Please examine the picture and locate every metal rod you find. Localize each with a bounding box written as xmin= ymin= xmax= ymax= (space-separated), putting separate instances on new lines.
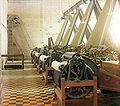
xmin=63 ymin=0 xmax=88 ymax=18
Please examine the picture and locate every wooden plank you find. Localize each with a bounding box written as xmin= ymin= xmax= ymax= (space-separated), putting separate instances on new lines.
xmin=1 ymin=54 xmax=23 ymax=57
xmin=61 ymin=78 xmax=65 ymax=106
xmin=4 ymin=64 xmax=22 ymax=69
xmin=100 ymin=69 xmax=120 ymax=79
xmin=45 ymin=66 xmax=48 ymax=85
xmin=55 ymin=77 xmax=97 ymax=106
xmin=99 ymin=69 xmax=120 ymax=92
xmin=65 ymin=80 xmax=94 ymax=87
xmin=93 ymin=76 xmax=97 ymax=106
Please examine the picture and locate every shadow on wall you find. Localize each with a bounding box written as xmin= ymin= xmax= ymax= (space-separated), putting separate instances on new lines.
xmin=7 ymin=14 xmax=34 ymax=60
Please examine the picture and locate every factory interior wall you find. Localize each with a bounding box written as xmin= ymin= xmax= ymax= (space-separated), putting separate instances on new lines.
xmin=0 ymin=0 xmax=8 ymax=69
xmin=0 ymin=0 xmax=8 ymax=96
xmin=2 ymin=0 xmax=108 ymax=60
xmin=8 ymin=0 xmax=79 ymax=48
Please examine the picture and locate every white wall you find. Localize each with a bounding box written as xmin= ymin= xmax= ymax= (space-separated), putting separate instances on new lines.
xmin=8 ymin=0 xmax=43 ymax=47
xmin=0 ymin=0 xmax=8 ymax=102
xmin=0 ymin=0 xmax=8 ymax=55
xmin=0 ymin=0 xmax=8 ymax=67
xmin=8 ymin=0 xmax=79 ymax=48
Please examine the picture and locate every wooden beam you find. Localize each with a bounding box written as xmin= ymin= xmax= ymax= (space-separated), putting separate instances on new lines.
xmin=70 ymin=0 xmax=94 ymax=46
xmin=86 ymin=0 xmax=117 ymax=47
xmin=61 ymin=10 xmax=79 ymax=46
xmin=55 ymin=15 xmax=69 ymax=46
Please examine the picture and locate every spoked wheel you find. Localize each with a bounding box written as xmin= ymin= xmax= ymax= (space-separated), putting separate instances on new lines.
xmin=65 ymin=61 xmax=96 ymax=99
xmin=66 ymin=86 xmax=92 ymax=99
xmin=53 ymin=56 xmax=99 ymax=99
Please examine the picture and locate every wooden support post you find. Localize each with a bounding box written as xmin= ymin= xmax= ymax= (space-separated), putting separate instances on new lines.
xmin=42 ymin=65 xmax=54 ymax=85
xmin=37 ymin=60 xmax=41 ymax=73
xmin=61 ymin=78 xmax=65 ymax=106
xmin=31 ymin=54 xmax=34 ymax=63
xmin=54 ymin=76 xmax=97 ymax=106
xmin=93 ymin=76 xmax=97 ymax=106
xmin=45 ymin=66 xmax=48 ymax=85
xmin=42 ymin=65 xmax=49 ymax=85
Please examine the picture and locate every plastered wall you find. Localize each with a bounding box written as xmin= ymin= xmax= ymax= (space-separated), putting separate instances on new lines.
xmin=8 ymin=0 xmax=79 ymax=48
xmin=0 ymin=0 xmax=8 ymax=55
xmin=0 ymin=0 xmax=8 ymax=67
xmin=0 ymin=0 xmax=8 ymax=101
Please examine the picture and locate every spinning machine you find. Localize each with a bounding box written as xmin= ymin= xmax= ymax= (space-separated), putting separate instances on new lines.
xmin=30 ymin=0 xmax=120 ymax=105
xmin=52 ymin=52 xmax=99 ymax=99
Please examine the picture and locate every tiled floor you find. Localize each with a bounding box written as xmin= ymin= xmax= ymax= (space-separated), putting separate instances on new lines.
xmin=1 ymin=68 xmax=58 ymax=106
xmin=1 ymin=61 xmax=120 ymax=106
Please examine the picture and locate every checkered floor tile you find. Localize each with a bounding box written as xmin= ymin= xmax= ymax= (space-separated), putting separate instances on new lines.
xmin=2 ymin=63 xmax=120 ymax=106
xmin=1 ymin=69 xmax=58 ymax=106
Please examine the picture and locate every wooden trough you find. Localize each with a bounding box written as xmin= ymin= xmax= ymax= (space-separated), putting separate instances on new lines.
xmin=99 ymin=61 xmax=120 ymax=92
